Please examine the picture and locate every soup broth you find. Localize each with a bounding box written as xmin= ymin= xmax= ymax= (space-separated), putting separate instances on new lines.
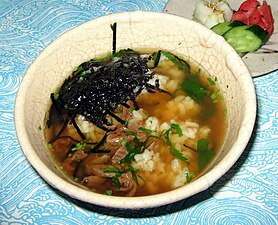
xmin=45 ymin=50 xmax=226 ymax=196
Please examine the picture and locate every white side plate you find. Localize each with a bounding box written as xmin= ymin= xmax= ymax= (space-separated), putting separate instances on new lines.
xmin=164 ymin=0 xmax=278 ymax=77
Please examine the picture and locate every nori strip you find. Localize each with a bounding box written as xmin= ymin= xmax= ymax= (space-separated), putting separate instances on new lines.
xmin=71 ymin=118 xmax=86 ymax=140
xmin=111 ymin=22 xmax=117 ymax=54
xmin=49 ymin=118 xmax=69 ymax=144
xmin=54 ymin=51 xmax=165 ymax=131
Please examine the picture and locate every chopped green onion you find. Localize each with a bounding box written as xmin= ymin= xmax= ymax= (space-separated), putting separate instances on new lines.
xmin=197 ymin=139 xmax=215 ymax=171
xmin=104 ymin=166 xmax=124 ymax=188
xmin=210 ymin=90 xmax=224 ymax=103
xmin=126 ymin=165 xmax=140 ymax=185
xmin=109 ymin=177 xmax=121 ymax=188
xmin=106 ymin=190 xmax=113 ymax=195
xmin=182 ymin=69 xmax=208 ymax=101
xmin=171 ymin=123 xmax=183 ymax=137
xmin=80 ymin=70 xmax=90 ymax=77
xmin=139 ymin=127 xmax=153 ymax=134
xmin=74 ymin=65 xmax=83 ymax=72
xmin=170 ymin=146 xmax=187 ymax=162
xmin=185 ymin=172 xmax=194 ymax=183
xmin=53 ymin=87 xmax=60 ymax=100
xmin=161 ymin=50 xmax=190 ymax=72
xmin=164 ymin=128 xmax=187 ymax=162
xmin=71 ymin=142 xmax=86 ymax=151
xmin=207 ymin=77 xmax=216 ymax=85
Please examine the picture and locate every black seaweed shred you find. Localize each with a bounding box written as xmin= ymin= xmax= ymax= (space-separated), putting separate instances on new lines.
xmin=71 ymin=119 xmax=86 ymax=140
xmin=51 ymin=50 xmax=167 ymax=134
xmin=90 ymin=132 xmax=109 ymax=153
xmin=47 ymin=93 xmax=64 ymax=128
xmin=111 ymin=22 xmax=117 ymax=54
xmin=48 ymin=23 xmax=172 ymax=148
xmin=49 ymin=118 xmax=69 ymax=144
xmin=148 ymin=50 xmax=162 ymax=69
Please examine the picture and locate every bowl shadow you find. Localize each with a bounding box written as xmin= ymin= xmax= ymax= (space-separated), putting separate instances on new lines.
xmin=50 ymin=117 xmax=258 ymax=218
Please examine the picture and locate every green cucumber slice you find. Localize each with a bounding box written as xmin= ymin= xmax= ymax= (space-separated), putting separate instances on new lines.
xmin=223 ymin=24 xmax=269 ymax=53
xmin=212 ymin=21 xmax=246 ymax=35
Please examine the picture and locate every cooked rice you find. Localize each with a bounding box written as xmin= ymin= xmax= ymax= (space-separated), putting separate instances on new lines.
xmin=73 ymin=75 xmax=211 ymax=189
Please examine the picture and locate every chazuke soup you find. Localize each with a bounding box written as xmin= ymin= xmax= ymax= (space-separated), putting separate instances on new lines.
xmin=45 ymin=49 xmax=227 ymax=197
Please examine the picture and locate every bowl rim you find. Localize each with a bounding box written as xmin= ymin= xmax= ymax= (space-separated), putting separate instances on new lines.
xmin=14 ymin=10 xmax=257 ymax=209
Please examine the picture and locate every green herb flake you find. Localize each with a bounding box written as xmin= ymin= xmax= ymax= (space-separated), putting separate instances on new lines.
xmin=126 ymin=165 xmax=140 ymax=185
xmin=53 ymin=87 xmax=60 ymax=100
xmin=92 ymin=55 xmax=113 ymax=63
xmin=126 ymin=165 xmax=137 ymax=173
xmin=109 ymin=118 xmax=114 ymax=125
xmin=78 ymin=77 xmax=84 ymax=83
xmin=197 ymin=139 xmax=215 ymax=171
xmin=170 ymin=146 xmax=188 ymax=162
xmin=171 ymin=123 xmax=183 ymax=137
xmin=207 ymin=77 xmax=216 ymax=85
xmin=71 ymin=142 xmax=86 ymax=151
xmin=104 ymin=165 xmax=122 ymax=177
xmin=210 ymin=90 xmax=224 ymax=103
xmin=122 ymin=140 xmax=143 ymax=163
xmin=161 ymin=50 xmax=190 ymax=72
xmin=185 ymin=172 xmax=195 ymax=183
xmin=164 ymin=128 xmax=187 ymax=162
xmin=133 ymin=135 xmax=141 ymax=147
xmin=182 ymin=69 xmax=208 ymax=101
xmin=38 ymin=125 xmax=42 ymax=131
xmin=126 ymin=130 xmax=137 ymax=137
xmin=105 ymin=166 xmax=123 ymax=188
xmin=106 ymin=190 xmax=113 ymax=196
xmin=80 ymin=70 xmax=91 ymax=78
xmin=74 ymin=65 xmax=83 ymax=72
xmin=130 ymin=106 xmax=135 ymax=113
xmin=139 ymin=127 xmax=153 ymax=134
xmin=124 ymin=120 xmax=129 ymax=127
xmin=109 ymin=177 xmax=122 ymax=188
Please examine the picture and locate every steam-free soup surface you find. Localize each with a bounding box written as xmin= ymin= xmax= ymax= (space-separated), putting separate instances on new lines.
xmin=45 ymin=50 xmax=226 ymax=196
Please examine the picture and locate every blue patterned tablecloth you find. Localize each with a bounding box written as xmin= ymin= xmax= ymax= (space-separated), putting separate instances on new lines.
xmin=0 ymin=0 xmax=277 ymax=224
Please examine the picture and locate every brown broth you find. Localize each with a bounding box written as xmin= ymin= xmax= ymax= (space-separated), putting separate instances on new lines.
xmin=45 ymin=52 xmax=227 ymax=197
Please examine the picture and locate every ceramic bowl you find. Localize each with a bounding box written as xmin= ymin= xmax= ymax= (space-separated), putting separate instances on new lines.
xmin=15 ymin=11 xmax=256 ymax=209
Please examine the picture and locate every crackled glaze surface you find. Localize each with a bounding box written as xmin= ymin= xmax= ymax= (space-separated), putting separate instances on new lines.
xmin=1 ymin=0 xmax=277 ymax=224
